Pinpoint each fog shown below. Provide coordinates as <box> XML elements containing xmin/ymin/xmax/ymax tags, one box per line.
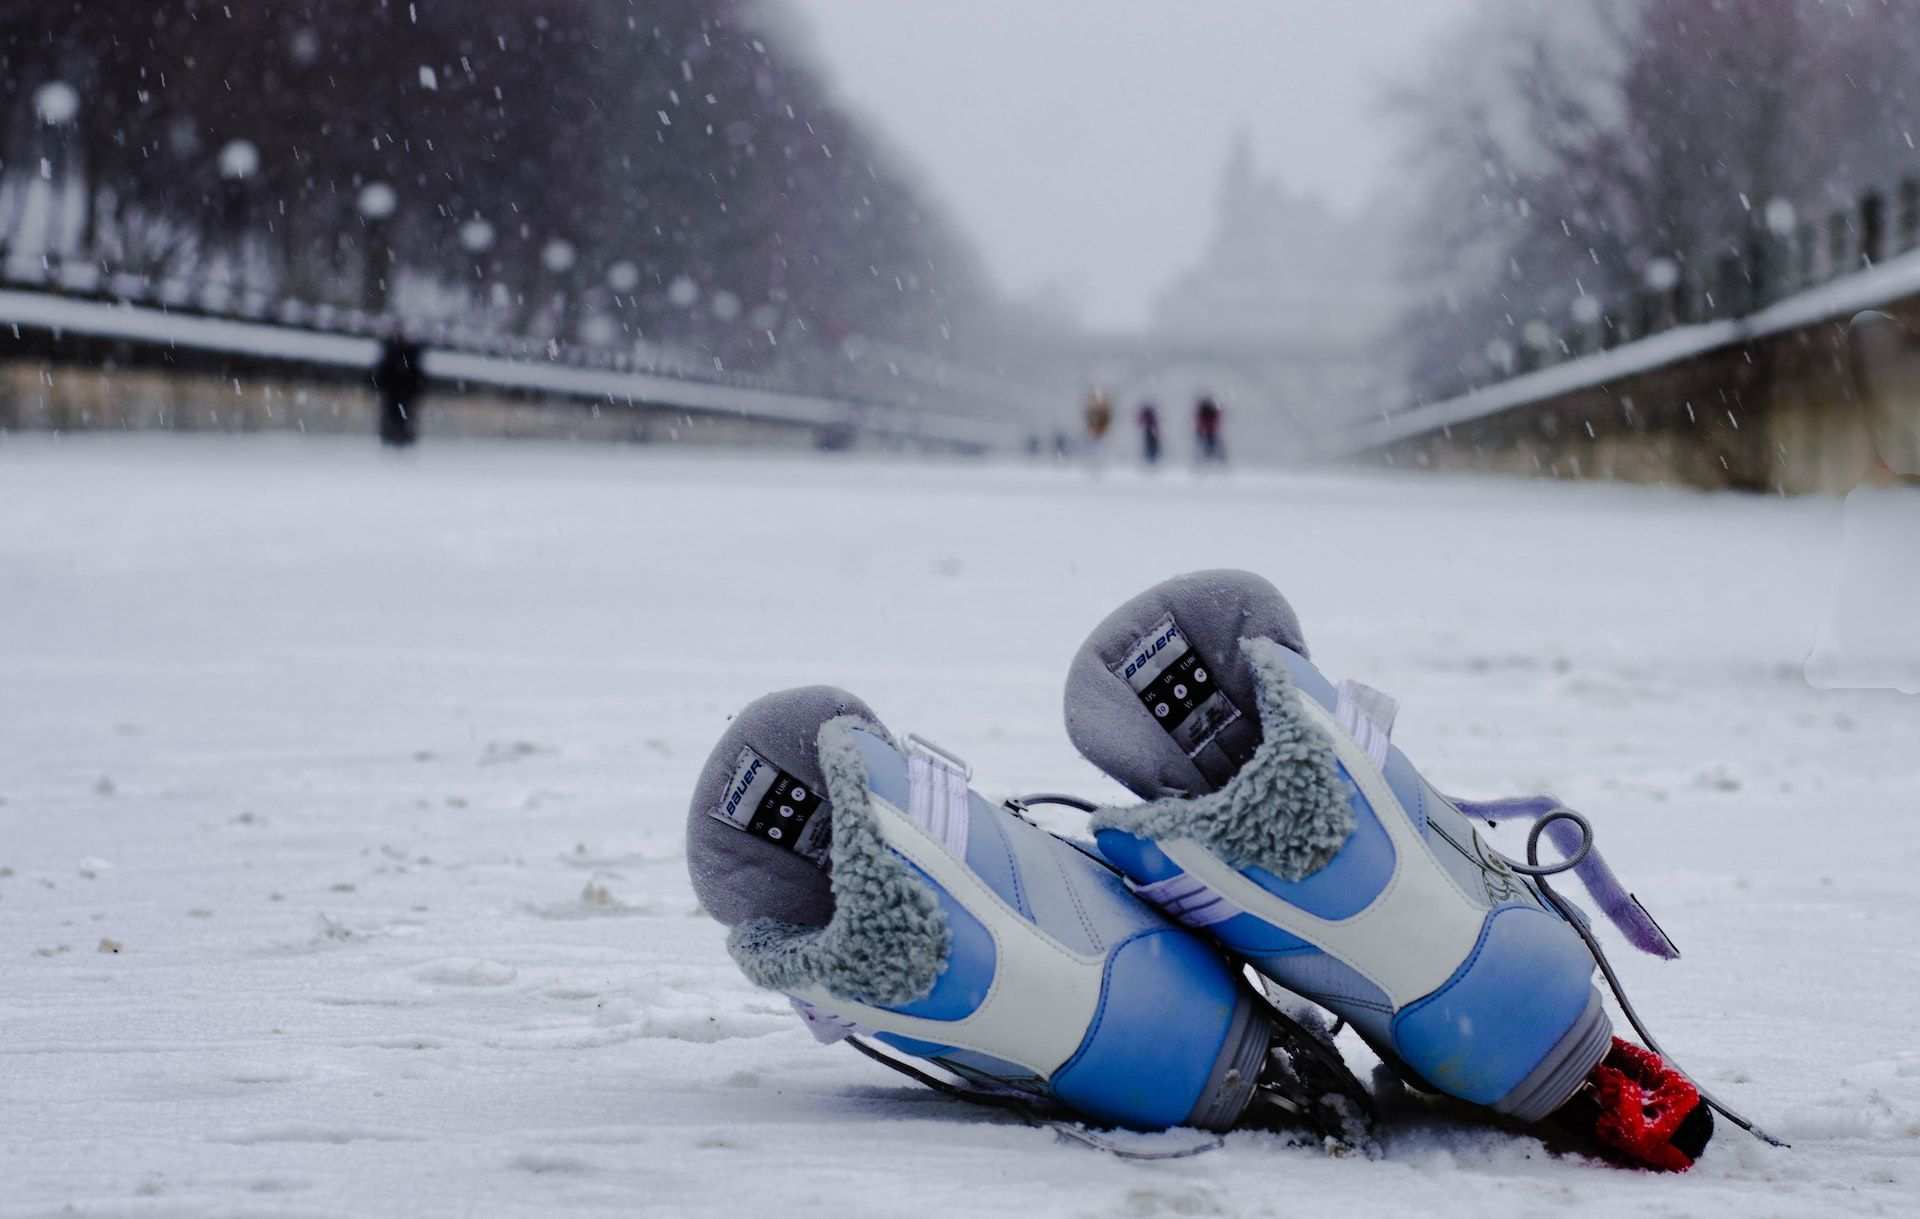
<box><xmin>792</xmin><ymin>0</ymin><xmax>1473</xmax><ymax>331</ymax></box>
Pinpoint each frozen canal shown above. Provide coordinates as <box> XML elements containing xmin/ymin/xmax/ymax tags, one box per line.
<box><xmin>2</xmin><ymin>436</ymin><xmax>1915</xmax><ymax>1217</ymax></box>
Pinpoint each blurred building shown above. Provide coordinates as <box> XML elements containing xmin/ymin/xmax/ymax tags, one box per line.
<box><xmin>1096</xmin><ymin>131</ymin><xmax>1398</xmax><ymax>458</ymax></box>
<box><xmin>1151</xmin><ymin>130</ymin><xmax>1395</xmax><ymax>348</ymax></box>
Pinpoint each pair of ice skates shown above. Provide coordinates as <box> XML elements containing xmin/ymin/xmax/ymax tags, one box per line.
<box><xmin>686</xmin><ymin>571</ymin><xmax>1777</xmax><ymax>1170</ymax></box>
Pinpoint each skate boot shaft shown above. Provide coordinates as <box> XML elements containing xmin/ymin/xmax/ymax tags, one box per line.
<box><xmin>1065</xmin><ymin>571</ymin><xmax>1612</xmax><ymax>1122</ymax></box>
<box><xmin>687</xmin><ymin>685</ymin><xmax>1274</xmax><ymax>1132</ymax></box>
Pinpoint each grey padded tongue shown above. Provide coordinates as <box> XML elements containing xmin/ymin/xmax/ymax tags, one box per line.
<box><xmin>1065</xmin><ymin>570</ymin><xmax>1308</xmax><ymax>798</ymax></box>
<box><xmin>685</xmin><ymin>685</ymin><xmax>891</xmax><ymax>929</ymax></box>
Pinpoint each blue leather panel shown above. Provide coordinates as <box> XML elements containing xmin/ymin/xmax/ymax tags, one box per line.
<box><xmin>997</xmin><ymin>814</ymin><xmax>1103</xmax><ymax>954</ymax></box>
<box><xmin>1389</xmin><ymin>903</ymin><xmax>1598</xmax><ymax>1104</ymax></box>
<box><xmin>847</xmin><ymin>726</ymin><xmax>909</xmax><ymax>808</ymax></box>
<box><xmin>1381</xmin><ymin>746</ymin><xmax>1433</xmax><ymax>835</ymax></box>
<box><xmin>1047</xmin><ymin>833</ymin><xmax>1165</xmax><ymax>944</ymax></box>
<box><xmin>1095</xmin><ymin>831</ymin><xmax>1318</xmax><ymax>953</ymax></box>
<box><xmin>966</xmin><ymin>800</ymin><xmax>1029</xmax><ymax>920</ymax></box>
<box><xmin>1283</xmin><ymin>646</ymin><xmax>1430</xmax><ymax>847</ymax></box>
<box><xmin>1259</xmin><ymin>949</ymin><xmax>1400</xmax><ymax>1051</ymax></box>
<box><xmin>1213</xmin><ymin>911</ymin><xmax>1317</xmax><ymax>954</ymax></box>
<box><xmin>1280</xmin><ymin>648</ymin><xmax>1341</xmax><ymax>712</ymax></box>
<box><xmin>1255</xmin><ymin>946</ymin><xmax>1393</xmax><ymax>1013</ymax></box>
<box><xmin>1096</xmin><ymin>647</ymin><xmax>1396</xmax><ymax>923</ymax></box>
<box><xmin>1095</xmin><ymin>829</ymin><xmax>1180</xmax><ymax>883</ymax></box>
<box><xmin>885</xmin><ymin>861</ymin><xmax>995</xmax><ymax>1021</ymax></box>
<box><xmin>1047</xmin><ymin>929</ymin><xmax>1239</xmax><ymax>1130</ymax></box>
<box><xmin>1243</xmin><ymin>771</ymin><xmax>1394</xmax><ymax>919</ymax></box>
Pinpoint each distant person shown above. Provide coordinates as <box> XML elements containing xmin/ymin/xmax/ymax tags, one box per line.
<box><xmin>1194</xmin><ymin>395</ymin><xmax>1224</xmax><ymax>464</ymax></box>
<box><xmin>1137</xmin><ymin>402</ymin><xmax>1162</xmax><ymax>465</ymax></box>
<box><xmin>373</xmin><ymin>335</ymin><xmax>425</xmax><ymax>447</ymax></box>
<box><xmin>1083</xmin><ymin>389</ymin><xmax>1113</xmax><ymax>451</ymax></box>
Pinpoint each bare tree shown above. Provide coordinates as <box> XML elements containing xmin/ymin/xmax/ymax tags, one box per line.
<box><xmin>1395</xmin><ymin>0</ymin><xmax>1920</xmax><ymax>401</ymax></box>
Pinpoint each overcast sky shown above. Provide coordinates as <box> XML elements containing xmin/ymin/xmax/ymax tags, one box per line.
<box><xmin>787</xmin><ymin>1</ymin><xmax>1474</xmax><ymax>331</ymax></box>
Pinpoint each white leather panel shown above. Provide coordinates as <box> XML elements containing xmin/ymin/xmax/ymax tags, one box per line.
<box><xmin>1161</xmin><ymin>695</ymin><xmax>1487</xmax><ymax>1009</ymax></box>
<box><xmin>792</xmin><ymin>794</ymin><xmax>1107</xmax><ymax>1078</ymax></box>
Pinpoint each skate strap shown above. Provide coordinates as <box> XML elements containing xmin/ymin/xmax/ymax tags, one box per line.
<box><xmin>905</xmin><ymin>735</ymin><xmax>972</xmax><ymax>860</ymax></box>
<box><xmin>1334</xmin><ymin>680</ymin><xmax>1398</xmax><ymax>768</ymax></box>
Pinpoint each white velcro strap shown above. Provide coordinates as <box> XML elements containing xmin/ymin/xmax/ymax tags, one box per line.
<box><xmin>905</xmin><ymin>737</ymin><xmax>972</xmax><ymax>860</ymax></box>
<box><xmin>1335</xmin><ymin>680</ymin><xmax>1398</xmax><ymax>769</ymax></box>
<box><xmin>1131</xmin><ymin>872</ymin><xmax>1239</xmax><ymax>928</ymax></box>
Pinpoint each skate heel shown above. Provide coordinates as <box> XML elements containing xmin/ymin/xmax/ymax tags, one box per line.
<box><xmin>1386</xmin><ymin>902</ymin><xmax>1614</xmax><ymax>1119</ymax></box>
<box><xmin>1490</xmin><ymin>988</ymin><xmax>1612</xmax><ymax>1122</ymax></box>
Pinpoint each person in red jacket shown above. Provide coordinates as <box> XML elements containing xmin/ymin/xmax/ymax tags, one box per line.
<box><xmin>1194</xmin><ymin>395</ymin><xmax>1224</xmax><ymax>464</ymax></box>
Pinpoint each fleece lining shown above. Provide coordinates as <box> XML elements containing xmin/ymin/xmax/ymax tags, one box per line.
<box><xmin>1091</xmin><ymin>637</ymin><xmax>1355</xmax><ymax>881</ymax></box>
<box><xmin>727</xmin><ymin>716</ymin><xmax>951</xmax><ymax>1007</ymax></box>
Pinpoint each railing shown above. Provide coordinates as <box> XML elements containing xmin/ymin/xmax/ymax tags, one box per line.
<box><xmin>0</xmin><ymin>259</ymin><xmax>1017</xmax><ymax>452</ymax></box>
<box><xmin>1412</xmin><ymin>179</ymin><xmax>1920</xmax><ymax>409</ymax></box>
<box><xmin>1337</xmin><ymin>195</ymin><xmax>1920</xmax><ymax>459</ymax></box>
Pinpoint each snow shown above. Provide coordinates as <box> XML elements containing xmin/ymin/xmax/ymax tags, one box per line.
<box><xmin>3</xmin><ymin>436</ymin><xmax>1917</xmax><ymax>1217</ymax></box>
<box><xmin>1806</xmin><ymin>486</ymin><xmax>1920</xmax><ymax>693</ymax></box>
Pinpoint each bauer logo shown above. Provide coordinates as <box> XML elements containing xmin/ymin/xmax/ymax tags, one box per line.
<box><xmin>1111</xmin><ymin>612</ymin><xmax>1243</xmax><ymax>760</ymax></box>
<box><xmin>716</xmin><ymin>746</ymin><xmax>774</xmax><ymax>828</ymax></box>
<box><xmin>1123</xmin><ymin>624</ymin><xmax>1180</xmax><ymax>679</ymax></box>
<box><xmin>724</xmin><ymin>758</ymin><xmax>761</xmax><ymax>817</ymax></box>
<box><xmin>1117</xmin><ymin>614</ymin><xmax>1186</xmax><ymax>686</ymax></box>
<box><xmin>708</xmin><ymin>745</ymin><xmax>831</xmax><ymax>867</ymax></box>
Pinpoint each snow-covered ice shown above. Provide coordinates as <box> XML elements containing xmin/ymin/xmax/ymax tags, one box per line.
<box><xmin>2</xmin><ymin>436</ymin><xmax>1916</xmax><ymax>1217</ymax></box>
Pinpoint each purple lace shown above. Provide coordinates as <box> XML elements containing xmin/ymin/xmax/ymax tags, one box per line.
<box><xmin>1447</xmin><ymin>794</ymin><xmax>1681</xmax><ymax>961</ymax></box>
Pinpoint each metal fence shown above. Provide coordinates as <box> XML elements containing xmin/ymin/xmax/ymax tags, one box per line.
<box><xmin>0</xmin><ymin>265</ymin><xmax>1016</xmax><ymax>452</ymax></box>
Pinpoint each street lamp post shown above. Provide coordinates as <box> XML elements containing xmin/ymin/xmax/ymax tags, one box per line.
<box><xmin>355</xmin><ymin>182</ymin><xmax>417</xmax><ymax>447</ymax></box>
<box><xmin>356</xmin><ymin>180</ymin><xmax>398</xmax><ymax>316</ymax></box>
<box><xmin>1643</xmin><ymin>257</ymin><xmax>1681</xmax><ymax>333</ymax></box>
<box><xmin>459</xmin><ymin>217</ymin><xmax>497</xmax><ymax>333</ymax></box>
<box><xmin>1570</xmin><ymin>294</ymin><xmax>1603</xmax><ymax>356</ymax></box>
<box><xmin>544</xmin><ymin>238</ymin><xmax>576</xmax><ymax>339</ymax></box>
<box><xmin>16</xmin><ymin>82</ymin><xmax>82</xmax><ymax>269</ymax></box>
<box><xmin>217</xmin><ymin>139</ymin><xmax>261</xmax><ymax>303</ymax></box>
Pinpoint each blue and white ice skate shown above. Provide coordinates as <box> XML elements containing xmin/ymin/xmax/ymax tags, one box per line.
<box><xmin>686</xmin><ymin>685</ymin><xmax>1370</xmax><ymax>1145</ymax></box>
<box><xmin>1063</xmin><ymin>571</ymin><xmax>1686</xmax><ymax>1126</ymax></box>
